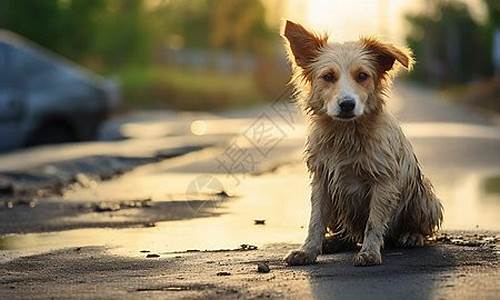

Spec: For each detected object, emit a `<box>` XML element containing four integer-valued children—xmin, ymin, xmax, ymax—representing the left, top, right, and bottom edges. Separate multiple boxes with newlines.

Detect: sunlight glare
<box><xmin>276</xmin><ymin>0</ymin><xmax>486</xmax><ymax>44</ymax></box>
<box><xmin>190</xmin><ymin>120</ymin><xmax>208</xmax><ymax>136</ymax></box>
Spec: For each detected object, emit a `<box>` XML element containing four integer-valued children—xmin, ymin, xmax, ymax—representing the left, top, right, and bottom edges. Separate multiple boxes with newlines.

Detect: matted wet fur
<box><xmin>282</xmin><ymin>21</ymin><xmax>443</xmax><ymax>266</ymax></box>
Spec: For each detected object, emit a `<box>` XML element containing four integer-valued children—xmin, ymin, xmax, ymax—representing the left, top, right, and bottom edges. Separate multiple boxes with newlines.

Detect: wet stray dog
<box><xmin>282</xmin><ymin>21</ymin><xmax>443</xmax><ymax>266</ymax></box>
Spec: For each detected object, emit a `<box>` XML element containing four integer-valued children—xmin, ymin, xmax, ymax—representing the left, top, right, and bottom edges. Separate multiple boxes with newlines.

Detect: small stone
<box><xmin>94</xmin><ymin>202</ymin><xmax>121</xmax><ymax>212</ymax></box>
<box><xmin>140</xmin><ymin>250</ymin><xmax>150</xmax><ymax>253</ymax></box>
<box><xmin>216</xmin><ymin>190</ymin><xmax>231</xmax><ymax>198</ymax></box>
<box><xmin>146</xmin><ymin>254</ymin><xmax>160</xmax><ymax>258</ymax></box>
<box><xmin>216</xmin><ymin>271</ymin><xmax>231</xmax><ymax>276</ymax></box>
<box><xmin>257</xmin><ymin>262</ymin><xmax>270</xmax><ymax>273</ymax></box>
<box><xmin>483</xmin><ymin>237</ymin><xmax>495</xmax><ymax>243</ymax></box>
<box><xmin>240</xmin><ymin>244</ymin><xmax>258</xmax><ymax>251</ymax></box>
<box><xmin>140</xmin><ymin>199</ymin><xmax>153</xmax><ymax>207</ymax></box>
<box><xmin>463</xmin><ymin>240</ymin><xmax>482</xmax><ymax>247</ymax></box>
<box><xmin>254</xmin><ymin>219</ymin><xmax>266</xmax><ymax>225</ymax></box>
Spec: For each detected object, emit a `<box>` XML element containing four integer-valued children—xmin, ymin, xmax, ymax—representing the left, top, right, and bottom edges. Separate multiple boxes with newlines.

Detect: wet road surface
<box><xmin>0</xmin><ymin>83</ymin><xmax>499</xmax><ymax>299</ymax></box>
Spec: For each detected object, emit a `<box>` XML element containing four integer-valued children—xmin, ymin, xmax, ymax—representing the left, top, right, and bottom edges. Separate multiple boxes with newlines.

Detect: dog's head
<box><xmin>283</xmin><ymin>20</ymin><xmax>413</xmax><ymax>121</ymax></box>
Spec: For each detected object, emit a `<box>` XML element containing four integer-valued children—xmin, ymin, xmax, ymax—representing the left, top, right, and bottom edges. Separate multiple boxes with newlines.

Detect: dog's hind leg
<box><xmin>284</xmin><ymin>173</ymin><xmax>331</xmax><ymax>266</ymax></box>
<box><xmin>393</xmin><ymin>177</ymin><xmax>443</xmax><ymax>248</ymax></box>
<box><xmin>397</xmin><ymin>232</ymin><xmax>425</xmax><ymax>247</ymax></box>
<box><xmin>353</xmin><ymin>183</ymin><xmax>399</xmax><ymax>266</ymax></box>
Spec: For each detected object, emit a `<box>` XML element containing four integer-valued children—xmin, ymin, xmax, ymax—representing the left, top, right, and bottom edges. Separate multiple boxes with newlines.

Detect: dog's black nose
<box><xmin>339</xmin><ymin>98</ymin><xmax>355</xmax><ymax>113</ymax></box>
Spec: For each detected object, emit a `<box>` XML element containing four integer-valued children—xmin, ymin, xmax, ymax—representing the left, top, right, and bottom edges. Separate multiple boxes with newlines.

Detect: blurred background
<box><xmin>0</xmin><ymin>0</ymin><xmax>498</xmax><ymax>116</ymax></box>
<box><xmin>0</xmin><ymin>2</ymin><xmax>500</xmax><ymax>292</ymax></box>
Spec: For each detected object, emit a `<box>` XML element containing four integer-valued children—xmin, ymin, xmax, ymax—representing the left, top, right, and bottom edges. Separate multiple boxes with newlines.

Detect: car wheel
<box><xmin>25</xmin><ymin>122</ymin><xmax>77</xmax><ymax>147</ymax></box>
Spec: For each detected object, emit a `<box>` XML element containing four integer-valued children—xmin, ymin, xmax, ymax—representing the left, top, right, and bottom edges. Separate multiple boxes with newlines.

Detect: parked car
<box><xmin>0</xmin><ymin>30</ymin><xmax>119</xmax><ymax>152</ymax></box>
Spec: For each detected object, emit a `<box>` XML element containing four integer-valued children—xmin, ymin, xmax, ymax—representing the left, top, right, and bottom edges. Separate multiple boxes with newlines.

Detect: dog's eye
<box><xmin>322</xmin><ymin>73</ymin><xmax>336</xmax><ymax>82</ymax></box>
<box><xmin>357</xmin><ymin>72</ymin><xmax>369</xmax><ymax>82</ymax></box>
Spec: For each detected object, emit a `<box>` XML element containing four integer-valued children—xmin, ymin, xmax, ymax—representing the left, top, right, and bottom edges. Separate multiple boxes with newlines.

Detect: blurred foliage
<box><xmin>0</xmin><ymin>0</ymin><xmax>286</xmax><ymax>110</ymax></box>
<box><xmin>118</xmin><ymin>66</ymin><xmax>264</xmax><ymax>110</ymax></box>
<box><xmin>484</xmin><ymin>0</ymin><xmax>500</xmax><ymax>28</ymax></box>
<box><xmin>152</xmin><ymin>0</ymin><xmax>274</xmax><ymax>54</ymax></box>
<box><xmin>483</xmin><ymin>175</ymin><xmax>500</xmax><ymax>195</ymax></box>
<box><xmin>0</xmin><ymin>0</ymin><xmax>276</xmax><ymax>70</ymax></box>
<box><xmin>405</xmin><ymin>0</ymin><xmax>499</xmax><ymax>85</ymax></box>
<box><xmin>0</xmin><ymin>0</ymin><xmax>152</xmax><ymax>70</ymax></box>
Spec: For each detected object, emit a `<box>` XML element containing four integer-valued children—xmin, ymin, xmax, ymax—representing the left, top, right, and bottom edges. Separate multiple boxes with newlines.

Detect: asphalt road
<box><xmin>0</xmin><ymin>83</ymin><xmax>499</xmax><ymax>299</ymax></box>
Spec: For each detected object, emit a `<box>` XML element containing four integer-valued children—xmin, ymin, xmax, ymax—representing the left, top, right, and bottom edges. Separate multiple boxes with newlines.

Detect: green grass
<box><xmin>115</xmin><ymin>67</ymin><xmax>264</xmax><ymax>111</ymax></box>
<box><xmin>483</xmin><ymin>176</ymin><xmax>500</xmax><ymax>195</ymax></box>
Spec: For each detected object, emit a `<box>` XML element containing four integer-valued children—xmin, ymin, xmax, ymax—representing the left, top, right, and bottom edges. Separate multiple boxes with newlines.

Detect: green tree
<box><xmin>90</xmin><ymin>0</ymin><xmax>152</xmax><ymax>69</ymax></box>
<box><xmin>405</xmin><ymin>0</ymin><xmax>492</xmax><ymax>84</ymax></box>
<box><xmin>0</xmin><ymin>0</ymin><xmax>151</xmax><ymax>72</ymax></box>
<box><xmin>484</xmin><ymin>0</ymin><xmax>500</xmax><ymax>28</ymax></box>
<box><xmin>151</xmin><ymin>0</ymin><xmax>274</xmax><ymax>54</ymax></box>
<box><xmin>0</xmin><ymin>0</ymin><xmax>68</xmax><ymax>51</ymax></box>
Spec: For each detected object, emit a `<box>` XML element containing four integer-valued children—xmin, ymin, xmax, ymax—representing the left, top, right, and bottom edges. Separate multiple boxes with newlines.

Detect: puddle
<box><xmin>1</xmin><ymin>150</ymin><xmax>499</xmax><ymax>261</ymax></box>
<box><xmin>0</xmin><ymin>167</ymin><xmax>309</xmax><ymax>259</ymax></box>
<box><xmin>438</xmin><ymin>171</ymin><xmax>500</xmax><ymax>231</ymax></box>
<box><xmin>0</xmin><ymin>213</ymin><xmax>305</xmax><ymax>257</ymax></box>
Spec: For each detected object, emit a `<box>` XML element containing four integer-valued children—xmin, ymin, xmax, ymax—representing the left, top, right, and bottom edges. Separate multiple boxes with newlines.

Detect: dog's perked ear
<box><xmin>283</xmin><ymin>20</ymin><xmax>326</xmax><ymax>69</ymax></box>
<box><xmin>361</xmin><ymin>37</ymin><xmax>414</xmax><ymax>75</ymax></box>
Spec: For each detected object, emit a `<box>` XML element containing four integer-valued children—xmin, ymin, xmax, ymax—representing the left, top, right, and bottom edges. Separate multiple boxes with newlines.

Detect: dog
<box><xmin>282</xmin><ymin>20</ymin><xmax>443</xmax><ymax>266</ymax></box>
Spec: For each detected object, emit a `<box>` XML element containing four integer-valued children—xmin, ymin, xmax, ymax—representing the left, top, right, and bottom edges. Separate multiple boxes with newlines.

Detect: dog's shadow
<box><xmin>305</xmin><ymin>237</ymin><xmax>469</xmax><ymax>299</ymax></box>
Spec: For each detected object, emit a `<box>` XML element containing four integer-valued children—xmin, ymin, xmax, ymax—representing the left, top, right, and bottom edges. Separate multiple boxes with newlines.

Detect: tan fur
<box><xmin>282</xmin><ymin>21</ymin><xmax>443</xmax><ymax>266</ymax></box>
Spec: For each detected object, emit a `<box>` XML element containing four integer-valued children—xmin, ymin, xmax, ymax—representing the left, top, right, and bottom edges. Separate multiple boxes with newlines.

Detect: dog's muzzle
<box><xmin>337</xmin><ymin>97</ymin><xmax>356</xmax><ymax>119</ymax></box>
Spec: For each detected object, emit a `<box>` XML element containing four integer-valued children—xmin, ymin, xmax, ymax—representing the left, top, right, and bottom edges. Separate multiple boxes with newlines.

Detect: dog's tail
<box><xmin>419</xmin><ymin>176</ymin><xmax>443</xmax><ymax>234</ymax></box>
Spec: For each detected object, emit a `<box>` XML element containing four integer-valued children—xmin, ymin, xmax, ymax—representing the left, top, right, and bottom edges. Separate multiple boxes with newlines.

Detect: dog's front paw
<box><xmin>353</xmin><ymin>250</ymin><xmax>382</xmax><ymax>267</ymax></box>
<box><xmin>284</xmin><ymin>249</ymin><xmax>317</xmax><ymax>266</ymax></box>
